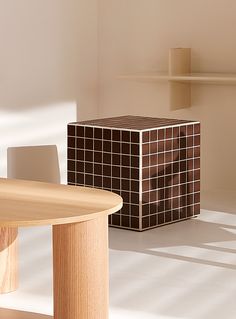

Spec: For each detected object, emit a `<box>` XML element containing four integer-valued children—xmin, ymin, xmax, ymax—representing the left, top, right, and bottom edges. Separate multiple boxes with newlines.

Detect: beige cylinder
<box><xmin>0</xmin><ymin>227</ymin><xmax>18</xmax><ymax>294</ymax></box>
<box><xmin>53</xmin><ymin>216</ymin><xmax>109</xmax><ymax>319</ymax></box>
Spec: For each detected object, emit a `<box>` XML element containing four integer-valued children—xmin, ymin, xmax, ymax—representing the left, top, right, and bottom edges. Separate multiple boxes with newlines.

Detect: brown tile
<box><xmin>194</xmin><ymin>158</ymin><xmax>200</xmax><ymax>169</ymax></box>
<box><xmin>142</xmin><ymin>204</ymin><xmax>149</xmax><ymax>216</ymax></box>
<box><xmin>85</xmin><ymin>139</ymin><xmax>93</xmax><ymax>150</ymax></box>
<box><xmin>122</xmin><ymin>130</ymin><xmax>130</xmax><ymax>142</ymax></box>
<box><xmin>142</xmin><ymin>180</ymin><xmax>149</xmax><ymax>192</ymax></box>
<box><xmin>122</xmin><ymin>167</ymin><xmax>130</xmax><ymax>178</ymax></box>
<box><xmin>103</xmin><ymin>165</ymin><xmax>111</xmax><ymax>176</ymax></box>
<box><xmin>68</xmin><ymin>171</ymin><xmax>76</xmax><ymax>183</ymax></box>
<box><xmin>85</xmin><ymin>151</ymin><xmax>93</xmax><ymax>162</ymax></box>
<box><xmin>158</xmin><ymin>129</ymin><xmax>164</xmax><ymax>140</ymax></box>
<box><xmin>165</xmin><ymin>211</ymin><xmax>172</xmax><ymax>223</ymax></box>
<box><xmin>85</xmin><ymin>174</ymin><xmax>93</xmax><ymax>185</ymax></box>
<box><xmin>194</xmin><ymin>146</ymin><xmax>200</xmax><ymax>157</ymax></box>
<box><xmin>187</xmin><ymin>124</ymin><xmax>193</xmax><ymax>135</ymax></box>
<box><xmin>158</xmin><ymin>141</ymin><xmax>164</xmax><ymax>152</ymax></box>
<box><xmin>131</xmin><ymin>144</ymin><xmax>139</xmax><ymax>155</ymax></box>
<box><xmin>103</xmin><ymin>141</ymin><xmax>112</xmax><ymax>152</ymax></box>
<box><xmin>68</xmin><ymin>125</ymin><xmax>75</xmax><ymax>136</ymax></box>
<box><xmin>166</xmin><ymin>128</ymin><xmax>172</xmax><ymax>139</ymax></box>
<box><xmin>122</xmin><ymin>203</ymin><xmax>130</xmax><ymax>215</ymax></box>
<box><xmin>76</xmin><ymin>161</ymin><xmax>84</xmax><ymax>173</ymax></box>
<box><xmin>150</xmin><ymin>214</ymin><xmax>157</xmax><ymax>227</ymax></box>
<box><xmin>194</xmin><ymin>181</ymin><xmax>200</xmax><ymax>192</ymax></box>
<box><xmin>131</xmin><ymin>192</ymin><xmax>139</xmax><ymax>204</ymax></box>
<box><xmin>173</xmin><ymin>127</ymin><xmax>179</xmax><ymax>138</ymax></box>
<box><xmin>68</xmin><ymin>137</ymin><xmax>76</xmax><ymax>148</ymax></box>
<box><xmin>173</xmin><ymin>210</ymin><xmax>179</xmax><ymax>221</ymax></box>
<box><xmin>77</xmin><ymin>150</ymin><xmax>84</xmax><ymax>161</ymax></box>
<box><xmin>194</xmin><ymin>123</ymin><xmax>200</xmax><ymax>134</ymax></box>
<box><xmin>131</xmin><ymin>204</ymin><xmax>140</xmax><ymax>217</ymax></box>
<box><xmin>131</xmin><ymin>156</ymin><xmax>139</xmax><ymax>168</ymax></box>
<box><xmin>76</xmin><ymin>173</ymin><xmax>84</xmax><ymax>184</ymax></box>
<box><xmin>94</xmin><ymin>175</ymin><xmax>102</xmax><ymax>187</ymax></box>
<box><xmin>131</xmin><ymin>169</ymin><xmax>139</xmax><ymax>180</ymax></box>
<box><xmin>77</xmin><ymin>138</ymin><xmax>84</xmax><ymax>149</ymax></box>
<box><xmin>194</xmin><ymin>204</ymin><xmax>201</xmax><ymax>215</ymax></box>
<box><xmin>194</xmin><ymin>169</ymin><xmax>200</xmax><ymax>180</ymax></box>
<box><xmin>112</xmin><ymin>130</ymin><xmax>120</xmax><ymax>141</ymax></box>
<box><xmin>112</xmin><ymin>154</ymin><xmax>120</xmax><ymax>165</ymax></box>
<box><xmin>121</xmin><ymin>215</ymin><xmax>130</xmax><ymax>228</ymax></box>
<box><xmin>158</xmin><ymin>213</ymin><xmax>164</xmax><ymax>224</ymax></box>
<box><xmin>142</xmin><ymin>131</ymin><xmax>149</xmax><ymax>143</ymax></box>
<box><xmin>76</xmin><ymin>126</ymin><xmax>84</xmax><ymax>137</ymax></box>
<box><xmin>194</xmin><ymin>192</ymin><xmax>200</xmax><ymax>203</ymax></box>
<box><xmin>94</xmin><ymin>139</ymin><xmax>102</xmax><ymax>151</ymax></box>
<box><xmin>194</xmin><ymin>135</ymin><xmax>200</xmax><ymax>146</ymax></box>
<box><xmin>85</xmin><ymin>162</ymin><xmax>93</xmax><ymax>174</ymax></box>
<box><xmin>142</xmin><ymin>143</ymin><xmax>149</xmax><ymax>155</ymax></box>
<box><xmin>85</xmin><ymin>127</ymin><xmax>93</xmax><ymax>138</ymax></box>
<box><xmin>122</xmin><ymin>143</ymin><xmax>130</xmax><ymax>154</ymax></box>
<box><xmin>150</xmin><ymin>142</ymin><xmax>157</xmax><ymax>154</ymax></box>
<box><xmin>131</xmin><ymin>131</ymin><xmax>139</xmax><ymax>143</ymax></box>
<box><xmin>122</xmin><ymin>179</ymin><xmax>130</xmax><ymax>191</ymax></box>
<box><xmin>104</xmin><ymin>153</ymin><xmax>111</xmax><ymax>164</ymax></box>
<box><xmin>121</xmin><ymin>191</ymin><xmax>130</xmax><ymax>203</ymax></box>
<box><xmin>150</xmin><ymin>154</ymin><xmax>158</xmax><ymax>166</ymax></box>
<box><xmin>150</xmin><ymin>203</ymin><xmax>157</xmax><ymax>214</ymax></box>
<box><xmin>94</xmin><ymin>127</ymin><xmax>102</xmax><ymax>139</ymax></box>
<box><xmin>142</xmin><ymin>216</ymin><xmax>149</xmax><ymax>229</ymax></box>
<box><xmin>103</xmin><ymin>177</ymin><xmax>111</xmax><ymax>188</ymax></box>
<box><xmin>103</xmin><ymin>129</ymin><xmax>111</xmax><ymax>140</ymax></box>
<box><xmin>131</xmin><ymin>180</ymin><xmax>139</xmax><ymax>192</ymax></box>
<box><xmin>150</xmin><ymin>130</ymin><xmax>157</xmax><ymax>141</ymax></box>
<box><xmin>131</xmin><ymin>217</ymin><xmax>140</xmax><ymax>229</ymax></box>
<box><xmin>94</xmin><ymin>151</ymin><xmax>102</xmax><ymax>163</ymax></box>
<box><xmin>112</xmin><ymin>178</ymin><xmax>120</xmax><ymax>190</ymax></box>
<box><xmin>112</xmin><ymin>166</ymin><xmax>120</xmax><ymax>178</ymax></box>
<box><xmin>68</xmin><ymin>160</ymin><xmax>75</xmax><ymax>171</ymax></box>
<box><xmin>112</xmin><ymin>214</ymin><xmax>121</xmax><ymax>226</ymax></box>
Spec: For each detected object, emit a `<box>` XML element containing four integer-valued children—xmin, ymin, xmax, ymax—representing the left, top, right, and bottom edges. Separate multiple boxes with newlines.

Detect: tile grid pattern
<box><xmin>67</xmin><ymin>116</ymin><xmax>200</xmax><ymax>231</ymax></box>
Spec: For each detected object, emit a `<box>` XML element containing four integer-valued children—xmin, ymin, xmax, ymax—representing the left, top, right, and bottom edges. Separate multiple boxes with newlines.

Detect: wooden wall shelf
<box><xmin>119</xmin><ymin>48</ymin><xmax>236</xmax><ymax>110</ymax></box>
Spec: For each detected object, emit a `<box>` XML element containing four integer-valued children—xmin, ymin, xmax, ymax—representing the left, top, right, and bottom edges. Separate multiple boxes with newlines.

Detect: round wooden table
<box><xmin>0</xmin><ymin>178</ymin><xmax>122</xmax><ymax>319</ymax></box>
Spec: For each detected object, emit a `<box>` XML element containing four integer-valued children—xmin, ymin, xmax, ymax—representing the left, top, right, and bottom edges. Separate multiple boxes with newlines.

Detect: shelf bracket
<box><xmin>169</xmin><ymin>48</ymin><xmax>191</xmax><ymax>110</ymax></box>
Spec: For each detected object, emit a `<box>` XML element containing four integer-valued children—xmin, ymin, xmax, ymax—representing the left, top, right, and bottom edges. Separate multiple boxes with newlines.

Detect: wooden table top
<box><xmin>0</xmin><ymin>178</ymin><xmax>123</xmax><ymax>227</ymax></box>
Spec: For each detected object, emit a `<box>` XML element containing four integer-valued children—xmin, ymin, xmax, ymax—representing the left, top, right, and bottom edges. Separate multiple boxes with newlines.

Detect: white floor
<box><xmin>0</xmin><ymin>209</ymin><xmax>236</xmax><ymax>319</ymax></box>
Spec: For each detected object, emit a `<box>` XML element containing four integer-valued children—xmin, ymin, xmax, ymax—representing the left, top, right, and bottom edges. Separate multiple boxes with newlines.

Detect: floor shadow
<box><xmin>109</xmin><ymin>213</ymin><xmax>236</xmax><ymax>270</ymax></box>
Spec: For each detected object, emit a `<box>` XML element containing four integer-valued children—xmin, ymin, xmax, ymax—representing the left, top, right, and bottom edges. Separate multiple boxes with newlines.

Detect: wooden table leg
<box><xmin>0</xmin><ymin>227</ymin><xmax>18</xmax><ymax>294</ymax></box>
<box><xmin>53</xmin><ymin>216</ymin><xmax>109</xmax><ymax>319</ymax></box>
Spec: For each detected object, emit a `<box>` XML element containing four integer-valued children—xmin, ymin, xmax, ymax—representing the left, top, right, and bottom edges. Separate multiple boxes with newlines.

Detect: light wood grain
<box><xmin>0</xmin><ymin>178</ymin><xmax>122</xmax><ymax>227</ymax></box>
<box><xmin>0</xmin><ymin>308</ymin><xmax>51</xmax><ymax>319</ymax></box>
<box><xmin>0</xmin><ymin>227</ymin><xmax>18</xmax><ymax>293</ymax></box>
<box><xmin>53</xmin><ymin>216</ymin><xmax>108</xmax><ymax>319</ymax></box>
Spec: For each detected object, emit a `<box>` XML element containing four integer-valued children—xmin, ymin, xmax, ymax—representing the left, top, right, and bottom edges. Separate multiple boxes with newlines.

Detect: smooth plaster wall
<box><xmin>98</xmin><ymin>0</ymin><xmax>236</xmax><ymax>192</ymax></box>
<box><xmin>0</xmin><ymin>0</ymin><xmax>98</xmax><ymax>180</ymax></box>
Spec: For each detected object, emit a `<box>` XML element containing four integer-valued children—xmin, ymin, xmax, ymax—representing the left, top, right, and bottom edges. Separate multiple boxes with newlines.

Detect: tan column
<box><xmin>53</xmin><ymin>216</ymin><xmax>109</xmax><ymax>319</ymax></box>
<box><xmin>0</xmin><ymin>227</ymin><xmax>18</xmax><ymax>294</ymax></box>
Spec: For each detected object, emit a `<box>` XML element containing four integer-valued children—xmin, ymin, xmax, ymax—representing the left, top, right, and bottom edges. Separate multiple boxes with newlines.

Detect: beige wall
<box><xmin>0</xmin><ymin>0</ymin><xmax>98</xmax><ymax>120</ymax></box>
<box><xmin>98</xmin><ymin>0</ymin><xmax>236</xmax><ymax>192</ymax></box>
<box><xmin>0</xmin><ymin>0</ymin><xmax>99</xmax><ymax>180</ymax></box>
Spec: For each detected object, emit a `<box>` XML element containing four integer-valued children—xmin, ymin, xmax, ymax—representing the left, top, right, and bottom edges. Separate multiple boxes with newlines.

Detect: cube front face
<box><xmin>67</xmin><ymin>116</ymin><xmax>200</xmax><ymax>231</ymax></box>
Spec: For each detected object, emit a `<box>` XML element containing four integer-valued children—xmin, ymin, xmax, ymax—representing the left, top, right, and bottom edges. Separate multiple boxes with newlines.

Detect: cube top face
<box><xmin>68</xmin><ymin>116</ymin><xmax>200</xmax><ymax>231</ymax></box>
<box><xmin>69</xmin><ymin>115</ymin><xmax>196</xmax><ymax>131</ymax></box>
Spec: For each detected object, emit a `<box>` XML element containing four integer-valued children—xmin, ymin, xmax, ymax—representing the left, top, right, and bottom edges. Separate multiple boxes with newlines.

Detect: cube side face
<box><xmin>67</xmin><ymin>124</ymin><xmax>142</xmax><ymax>231</ymax></box>
<box><xmin>141</xmin><ymin>123</ymin><xmax>200</xmax><ymax>230</ymax></box>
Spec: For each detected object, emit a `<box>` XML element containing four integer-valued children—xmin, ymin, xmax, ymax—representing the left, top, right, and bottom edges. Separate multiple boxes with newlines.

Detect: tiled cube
<box><xmin>67</xmin><ymin>115</ymin><xmax>200</xmax><ymax>231</ymax></box>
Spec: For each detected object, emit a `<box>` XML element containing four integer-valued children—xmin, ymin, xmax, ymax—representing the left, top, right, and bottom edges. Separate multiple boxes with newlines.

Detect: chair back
<box><xmin>7</xmin><ymin>145</ymin><xmax>60</xmax><ymax>184</ymax></box>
